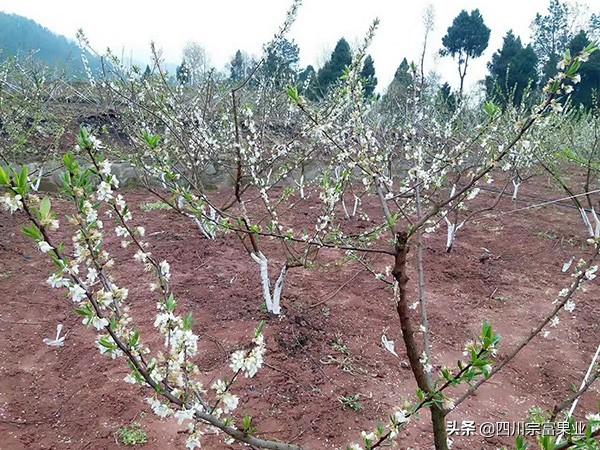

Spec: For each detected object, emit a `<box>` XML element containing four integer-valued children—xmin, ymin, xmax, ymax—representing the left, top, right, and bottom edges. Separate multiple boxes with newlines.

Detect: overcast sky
<box><xmin>1</xmin><ymin>0</ymin><xmax>598</xmax><ymax>92</ymax></box>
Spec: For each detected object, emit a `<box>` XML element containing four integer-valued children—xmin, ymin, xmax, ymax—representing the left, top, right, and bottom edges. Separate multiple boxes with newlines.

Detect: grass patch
<box><xmin>140</xmin><ymin>201</ymin><xmax>171</xmax><ymax>212</ymax></box>
<box><xmin>339</xmin><ymin>394</ymin><xmax>363</xmax><ymax>412</ymax></box>
<box><xmin>118</xmin><ymin>422</ymin><xmax>148</xmax><ymax>447</ymax></box>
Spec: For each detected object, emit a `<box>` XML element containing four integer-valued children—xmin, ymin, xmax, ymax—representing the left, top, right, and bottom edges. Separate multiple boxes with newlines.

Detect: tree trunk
<box><xmin>392</xmin><ymin>231</ymin><xmax>449</xmax><ymax>450</ymax></box>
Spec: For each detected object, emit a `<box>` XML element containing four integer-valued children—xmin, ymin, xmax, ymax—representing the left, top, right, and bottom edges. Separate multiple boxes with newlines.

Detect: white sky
<box><xmin>1</xmin><ymin>0</ymin><xmax>599</xmax><ymax>92</ymax></box>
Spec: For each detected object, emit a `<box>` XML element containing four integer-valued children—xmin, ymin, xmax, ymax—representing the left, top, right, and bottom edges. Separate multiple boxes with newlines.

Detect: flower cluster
<box><xmin>0</xmin><ymin>130</ymin><xmax>273</xmax><ymax>450</ymax></box>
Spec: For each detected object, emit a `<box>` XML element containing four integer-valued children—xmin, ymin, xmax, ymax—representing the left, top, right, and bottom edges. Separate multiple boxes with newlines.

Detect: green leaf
<box><xmin>0</xmin><ymin>166</ymin><xmax>9</xmax><ymax>186</ymax></box>
<box><xmin>142</xmin><ymin>132</ymin><xmax>161</xmax><ymax>150</ymax></box>
<box><xmin>286</xmin><ymin>85</ymin><xmax>300</xmax><ymax>104</ymax></box>
<box><xmin>98</xmin><ymin>336</ymin><xmax>117</xmax><ymax>350</ymax></box>
<box><xmin>242</xmin><ymin>415</ymin><xmax>256</xmax><ymax>435</ymax></box>
<box><xmin>15</xmin><ymin>166</ymin><xmax>30</xmax><ymax>196</ymax></box>
<box><xmin>22</xmin><ymin>224</ymin><xmax>42</xmax><ymax>241</ymax></box>
<box><xmin>77</xmin><ymin>128</ymin><xmax>92</xmax><ymax>150</ymax></box>
<box><xmin>165</xmin><ymin>294</ymin><xmax>177</xmax><ymax>313</ymax></box>
<box><xmin>63</xmin><ymin>153</ymin><xmax>75</xmax><ymax>171</ymax></box>
<box><xmin>129</xmin><ymin>330</ymin><xmax>140</xmax><ymax>348</ymax></box>
<box><xmin>75</xmin><ymin>304</ymin><xmax>94</xmax><ymax>318</ymax></box>
<box><xmin>255</xmin><ymin>320</ymin><xmax>266</xmax><ymax>338</ymax></box>
<box><xmin>483</xmin><ymin>101</ymin><xmax>500</xmax><ymax>119</ymax></box>
<box><xmin>183</xmin><ymin>313</ymin><xmax>193</xmax><ymax>331</ymax></box>
<box><xmin>539</xmin><ymin>435</ymin><xmax>555</xmax><ymax>450</ymax></box>
<box><xmin>39</xmin><ymin>197</ymin><xmax>51</xmax><ymax>220</ymax></box>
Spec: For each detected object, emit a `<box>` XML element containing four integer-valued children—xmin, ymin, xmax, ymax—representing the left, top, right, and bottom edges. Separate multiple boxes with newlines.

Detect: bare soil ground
<box><xmin>0</xmin><ymin>176</ymin><xmax>599</xmax><ymax>450</ymax></box>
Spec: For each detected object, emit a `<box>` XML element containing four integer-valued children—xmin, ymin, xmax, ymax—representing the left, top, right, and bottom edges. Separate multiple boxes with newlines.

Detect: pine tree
<box><xmin>381</xmin><ymin>58</ymin><xmax>414</xmax><ymax>117</ymax></box>
<box><xmin>485</xmin><ymin>31</ymin><xmax>538</xmax><ymax>107</ymax></box>
<box><xmin>142</xmin><ymin>65</ymin><xmax>151</xmax><ymax>80</ymax></box>
<box><xmin>264</xmin><ymin>38</ymin><xmax>300</xmax><ymax>87</ymax></box>
<box><xmin>298</xmin><ymin>65</ymin><xmax>316</xmax><ymax>93</ymax></box>
<box><xmin>313</xmin><ymin>38</ymin><xmax>352</xmax><ymax>98</ymax></box>
<box><xmin>567</xmin><ymin>31</ymin><xmax>600</xmax><ymax>109</ymax></box>
<box><xmin>531</xmin><ymin>0</ymin><xmax>572</xmax><ymax>84</ymax></box>
<box><xmin>393</xmin><ymin>58</ymin><xmax>413</xmax><ymax>90</ymax></box>
<box><xmin>437</xmin><ymin>82</ymin><xmax>457</xmax><ymax>113</ymax></box>
<box><xmin>441</xmin><ymin>9</ymin><xmax>490</xmax><ymax>98</ymax></box>
<box><xmin>176</xmin><ymin>60</ymin><xmax>190</xmax><ymax>85</ymax></box>
<box><xmin>230</xmin><ymin>50</ymin><xmax>249</xmax><ymax>82</ymax></box>
<box><xmin>360</xmin><ymin>55</ymin><xmax>377</xmax><ymax>98</ymax></box>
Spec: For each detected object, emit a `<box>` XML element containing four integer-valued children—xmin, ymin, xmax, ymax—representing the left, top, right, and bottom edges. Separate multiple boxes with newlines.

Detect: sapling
<box><xmin>0</xmin><ymin>56</ymin><xmax>66</xmax><ymax>176</ymax></box>
<box><xmin>286</xmin><ymin>41</ymin><xmax>600</xmax><ymax>450</ymax></box>
<box><xmin>535</xmin><ymin>106</ymin><xmax>600</xmax><ymax>238</ymax></box>
<box><xmin>77</xmin><ymin>0</ymin><xmax>329</xmax><ymax>316</ymax></box>
<box><xmin>0</xmin><ymin>130</ymin><xmax>302</xmax><ymax>450</ymax></box>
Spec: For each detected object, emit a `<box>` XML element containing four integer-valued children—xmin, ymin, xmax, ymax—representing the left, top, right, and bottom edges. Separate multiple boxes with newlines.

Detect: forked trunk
<box><xmin>251</xmin><ymin>251</ymin><xmax>287</xmax><ymax>315</ymax></box>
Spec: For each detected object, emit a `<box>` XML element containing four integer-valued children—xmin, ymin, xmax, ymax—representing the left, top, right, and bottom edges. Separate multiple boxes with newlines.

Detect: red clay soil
<box><xmin>0</xmin><ymin>175</ymin><xmax>599</xmax><ymax>450</ymax></box>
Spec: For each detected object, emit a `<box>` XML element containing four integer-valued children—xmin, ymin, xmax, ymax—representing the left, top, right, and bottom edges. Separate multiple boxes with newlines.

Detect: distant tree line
<box><xmin>2</xmin><ymin>0</ymin><xmax>600</xmax><ymax>109</ymax></box>
<box><xmin>213</xmin><ymin>0</ymin><xmax>599</xmax><ymax>110</ymax></box>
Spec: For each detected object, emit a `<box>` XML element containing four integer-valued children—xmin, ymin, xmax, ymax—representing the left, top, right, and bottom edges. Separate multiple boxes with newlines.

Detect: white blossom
<box><xmin>420</xmin><ymin>351</ymin><xmax>433</xmax><ymax>373</ymax></box>
<box><xmin>229</xmin><ymin>350</ymin><xmax>246</xmax><ymax>372</ymax></box>
<box><xmin>394</xmin><ymin>409</ymin><xmax>409</xmax><ymax>424</ymax></box>
<box><xmin>159</xmin><ymin>260</ymin><xmax>171</xmax><ymax>281</ymax></box>
<box><xmin>0</xmin><ymin>193</ymin><xmax>22</xmax><ymax>213</ymax></box>
<box><xmin>99</xmin><ymin>159</ymin><xmax>112</xmax><ymax>176</ymax></box>
<box><xmin>134</xmin><ymin>249</ymin><xmax>150</xmax><ymax>263</ymax></box>
<box><xmin>212</xmin><ymin>379</ymin><xmax>227</xmax><ymax>395</ymax></box>
<box><xmin>146</xmin><ymin>397</ymin><xmax>173</xmax><ymax>418</ymax></box>
<box><xmin>174</xmin><ymin>408</ymin><xmax>195</xmax><ymax>425</ymax></box>
<box><xmin>221</xmin><ymin>392</ymin><xmax>239</xmax><ymax>413</ymax></box>
<box><xmin>466</xmin><ymin>188</ymin><xmax>480</xmax><ymax>200</ymax></box>
<box><xmin>564</xmin><ymin>300</ymin><xmax>576</xmax><ymax>313</ymax></box>
<box><xmin>97</xmin><ymin>181</ymin><xmax>113</xmax><ymax>201</ymax></box>
<box><xmin>84</xmin><ymin>315</ymin><xmax>109</xmax><ymax>330</ymax></box>
<box><xmin>586</xmin><ymin>413</ymin><xmax>600</xmax><ymax>432</ymax></box>
<box><xmin>47</xmin><ymin>273</ymin><xmax>69</xmax><ymax>288</ymax></box>
<box><xmin>38</xmin><ymin>241</ymin><xmax>53</xmax><ymax>253</ymax></box>
<box><xmin>585</xmin><ymin>265</ymin><xmax>598</xmax><ymax>281</ymax></box>
<box><xmin>69</xmin><ymin>284</ymin><xmax>87</xmax><ymax>303</ymax></box>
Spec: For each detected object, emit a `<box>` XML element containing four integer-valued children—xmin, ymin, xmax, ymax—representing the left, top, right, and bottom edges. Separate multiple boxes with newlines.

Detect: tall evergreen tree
<box><xmin>312</xmin><ymin>38</ymin><xmax>352</xmax><ymax>99</ymax></box>
<box><xmin>567</xmin><ymin>31</ymin><xmax>600</xmax><ymax>109</ymax></box>
<box><xmin>381</xmin><ymin>58</ymin><xmax>414</xmax><ymax>116</ymax></box>
<box><xmin>360</xmin><ymin>55</ymin><xmax>377</xmax><ymax>98</ymax></box>
<box><xmin>176</xmin><ymin>60</ymin><xmax>190</xmax><ymax>85</ymax></box>
<box><xmin>229</xmin><ymin>50</ymin><xmax>251</xmax><ymax>82</ymax></box>
<box><xmin>298</xmin><ymin>65</ymin><xmax>316</xmax><ymax>94</ymax></box>
<box><xmin>440</xmin><ymin>9</ymin><xmax>490</xmax><ymax>98</ymax></box>
<box><xmin>437</xmin><ymin>82</ymin><xmax>457</xmax><ymax>113</ymax></box>
<box><xmin>142</xmin><ymin>64</ymin><xmax>152</xmax><ymax>80</ymax></box>
<box><xmin>485</xmin><ymin>31</ymin><xmax>538</xmax><ymax>107</ymax></box>
<box><xmin>531</xmin><ymin>0</ymin><xmax>572</xmax><ymax>84</ymax></box>
<box><xmin>264</xmin><ymin>38</ymin><xmax>300</xmax><ymax>87</ymax></box>
<box><xmin>393</xmin><ymin>58</ymin><xmax>413</xmax><ymax>90</ymax></box>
